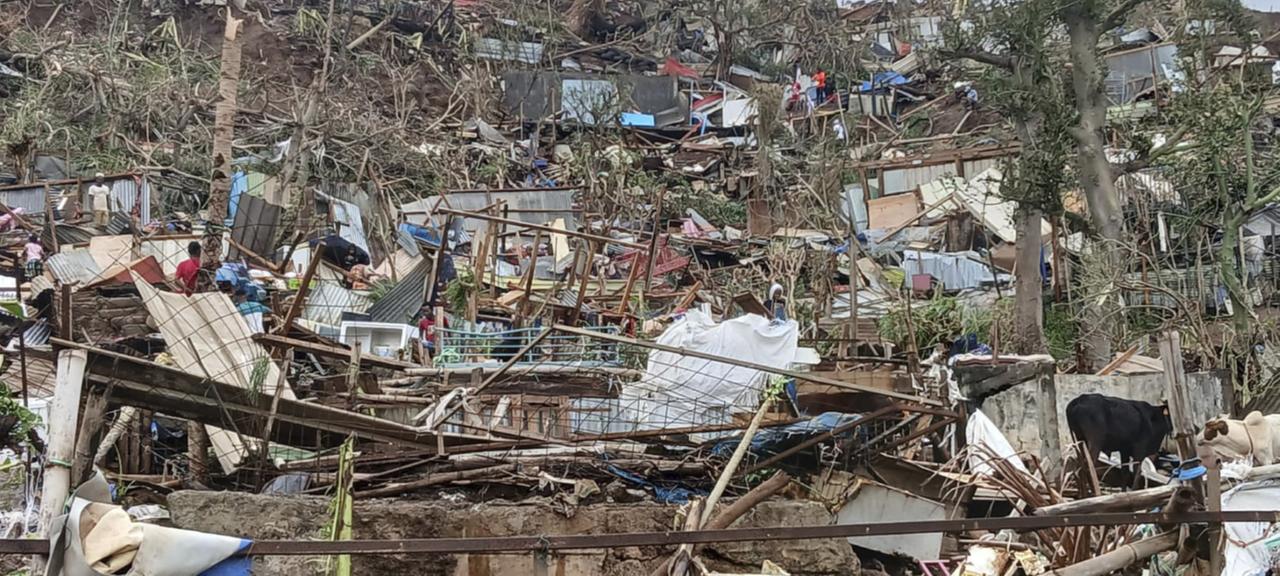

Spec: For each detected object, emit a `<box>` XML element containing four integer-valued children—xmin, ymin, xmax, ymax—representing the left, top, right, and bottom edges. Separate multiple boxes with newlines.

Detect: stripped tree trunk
<box><xmin>204</xmin><ymin>10</ymin><xmax>243</xmax><ymax>274</ymax></box>
<box><xmin>1063</xmin><ymin>5</ymin><xmax>1124</xmax><ymax>370</ymax></box>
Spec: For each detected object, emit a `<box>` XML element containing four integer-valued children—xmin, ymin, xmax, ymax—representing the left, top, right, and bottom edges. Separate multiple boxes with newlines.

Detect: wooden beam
<box><xmin>1046</xmin><ymin>532</ymin><xmax>1177</xmax><ymax>576</ymax></box>
<box><xmin>226</xmin><ymin>236</ymin><xmax>281</xmax><ymax>271</ymax></box>
<box><xmin>436</xmin><ymin>207</ymin><xmax>647</xmax><ymax>250</ymax></box>
<box><xmin>1095</xmin><ymin>343</ymin><xmax>1139</xmax><ymax>376</ymax></box>
<box><xmin>254</xmin><ymin>334</ymin><xmax>417</xmax><ymax>370</ymax></box>
<box><xmin>428</xmin><ymin>329</ymin><xmax>554</xmax><ymax>431</ymax></box>
<box><xmin>279</xmin><ymin>241</ymin><xmax>324</xmax><ymax>332</ymax></box>
<box><xmin>1031</xmin><ymin>485</ymin><xmax>1179</xmax><ymax>516</ymax></box>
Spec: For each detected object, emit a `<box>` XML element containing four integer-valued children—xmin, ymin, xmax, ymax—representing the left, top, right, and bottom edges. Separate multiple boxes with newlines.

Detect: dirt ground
<box><xmin>167</xmin><ymin>490</ymin><xmax>862</xmax><ymax>576</ymax></box>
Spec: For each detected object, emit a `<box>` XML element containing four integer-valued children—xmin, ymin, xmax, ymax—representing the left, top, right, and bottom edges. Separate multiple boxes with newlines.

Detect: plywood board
<box><xmin>867</xmin><ymin>192</ymin><xmax>922</xmax><ymax>230</ymax></box>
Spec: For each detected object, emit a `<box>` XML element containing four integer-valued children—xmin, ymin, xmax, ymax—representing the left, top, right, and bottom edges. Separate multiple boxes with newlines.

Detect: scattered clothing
<box><xmin>0</xmin><ymin>207</ymin><xmax>23</xmax><ymax>232</ymax></box>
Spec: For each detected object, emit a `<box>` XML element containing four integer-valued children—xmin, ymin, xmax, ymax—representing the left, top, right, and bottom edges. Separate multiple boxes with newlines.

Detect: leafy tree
<box><xmin>945</xmin><ymin>0</ymin><xmax>1071</xmax><ymax>354</ymax></box>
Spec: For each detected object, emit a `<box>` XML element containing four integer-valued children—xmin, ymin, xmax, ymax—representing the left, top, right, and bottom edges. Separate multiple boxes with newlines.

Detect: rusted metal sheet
<box><xmin>228</xmin><ymin>193</ymin><xmax>284</xmax><ymax>263</ymax></box>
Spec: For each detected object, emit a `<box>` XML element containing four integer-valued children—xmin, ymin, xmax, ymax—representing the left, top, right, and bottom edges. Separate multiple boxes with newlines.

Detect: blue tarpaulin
<box><xmin>225</xmin><ymin>170</ymin><xmax>248</xmax><ymax>227</ymax></box>
<box><xmin>620</xmin><ymin>112</ymin><xmax>656</xmax><ymax>127</ymax></box>
<box><xmin>857</xmin><ymin>72</ymin><xmax>909</xmax><ymax>93</ymax></box>
<box><xmin>400</xmin><ymin>222</ymin><xmax>443</xmax><ymax>248</ymax></box>
<box><xmin>711</xmin><ymin>412</ymin><xmax>866</xmax><ymax>458</ymax></box>
<box><xmin>607</xmin><ymin>465</ymin><xmax>704</xmax><ymax>504</ymax></box>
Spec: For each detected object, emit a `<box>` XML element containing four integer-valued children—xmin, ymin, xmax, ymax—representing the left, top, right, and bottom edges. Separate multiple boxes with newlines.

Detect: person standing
<box><xmin>88</xmin><ymin>173</ymin><xmax>111</xmax><ymax>228</ymax></box>
<box><xmin>813</xmin><ymin>69</ymin><xmax>828</xmax><ymax>105</ymax></box>
<box><xmin>23</xmin><ymin>235</ymin><xmax>44</xmax><ymax>280</ymax></box>
<box><xmin>175</xmin><ymin>241</ymin><xmax>201</xmax><ymax>295</ymax></box>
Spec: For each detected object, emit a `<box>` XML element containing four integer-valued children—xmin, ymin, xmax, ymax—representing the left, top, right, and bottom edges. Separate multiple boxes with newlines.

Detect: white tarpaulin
<box><xmin>134</xmin><ymin>275</ymin><xmax>293</xmax><ymax>472</ymax></box>
<box><xmin>1223</xmin><ymin>479</ymin><xmax>1280</xmax><ymax>576</ymax></box>
<box><xmin>966</xmin><ymin>409</ymin><xmax>1028</xmax><ymax>476</ymax></box>
<box><xmin>621</xmin><ymin>310</ymin><xmax>800</xmax><ymax>430</ymax></box>
<box><xmin>46</xmin><ymin>472</ymin><xmax>248</xmax><ymax>576</ymax></box>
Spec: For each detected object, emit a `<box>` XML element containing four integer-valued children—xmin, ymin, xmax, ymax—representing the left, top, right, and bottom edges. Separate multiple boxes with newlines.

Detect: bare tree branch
<box><xmin>1102</xmin><ymin>0</ymin><xmax>1147</xmax><ymax>33</ymax></box>
<box><xmin>939</xmin><ymin>48</ymin><xmax>1014</xmax><ymax>71</ymax></box>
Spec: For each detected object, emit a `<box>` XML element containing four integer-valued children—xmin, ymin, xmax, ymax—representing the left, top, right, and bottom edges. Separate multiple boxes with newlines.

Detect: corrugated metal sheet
<box><xmin>882</xmin><ymin>163</ymin><xmax>958</xmax><ymax>196</ymax></box>
<box><xmin>76</xmin><ymin>176</ymin><xmax>153</xmax><ymax>225</ymax></box>
<box><xmin>47</xmin><ymin>249</ymin><xmax>103</xmax><ymax>286</ymax></box>
<box><xmin>105</xmin><ymin>212</ymin><xmax>132</xmax><ymax>235</ymax></box>
<box><xmin>135</xmin><ymin>277</ymin><xmax>293</xmax><ymax>472</ymax></box>
<box><xmin>365</xmin><ymin>257</ymin><xmax>430</xmax><ymax>325</ymax></box>
<box><xmin>140</xmin><ymin>238</ymin><xmax>192</xmax><ymax>275</ymax></box>
<box><xmin>303</xmin><ymin>280</ymin><xmax>373</xmax><ymax>327</ymax></box>
<box><xmin>396</xmin><ymin>229</ymin><xmax>421</xmax><ymax>257</ymax></box>
<box><xmin>229</xmin><ymin>194</ymin><xmax>284</xmax><ymax>262</ymax></box>
<box><xmin>475</xmin><ymin>38</ymin><xmax>544</xmax><ymax>64</ymax></box>
<box><xmin>0</xmin><ymin>186</ymin><xmax>47</xmax><ymax>214</ymax></box>
<box><xmin>22</xmin><ymin>320</ymin><xmax>51</xmax><ymax>346</ymax></box>
<box><xmin>53</xmin><ymin>225</ymin><xmax>96</xmax><ymax>246</ymax></box>
<box><xmin>402</xmin><ymin>189</ymin><xmax>577</xmax><ymax>231</ymax></box>
<box><xmin>0</xmin><ymin>354</ymin><xmax>55</xmax><ymax>398</ymax></box>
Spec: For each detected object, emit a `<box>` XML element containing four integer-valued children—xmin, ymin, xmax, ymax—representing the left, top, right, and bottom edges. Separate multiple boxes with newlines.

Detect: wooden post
<box><xmin>425</xmin><ymin>215</ymin><xmax>453</xmax><ymax>301</ymax></box>
<box><xmin>569</xmin><ymin>240</ymin><xmax>597</xmax><ymax>326</ymax></box>
<box><xmin>1159</xmin><ymin>331</ymin><xmax>1197</xmax><ymax>461</ymax></box>
<box><xmin>71</xmin><ymin>392</ymin><xmax>107</xmax><ymax>487</ymax></box>
<box><xmin>40</xmin><ymin>349</ymin><xmax>87</xmax><ymax>537</ymax></box>
<box><xmin>517</xmin><ymin>230</ymin><xmax>544</xmax><ymax>319</ymax></box>
<box><xmin>280</xmin><ymin>242</ymin><xmax>325</xmax><ymax>333</ymax></box>
<box><xmin>44</xmin><ymin>183</ymin><xmax>58</xmax><ymax>253</ymax></box>
<box><xmin>1205</xmin><ymin>453</ymin><xmax>1223</xmax><ymax>576</ymax></box>
<box><xmin>643</xmin><ymin>191</ymin><xmax>664</xmax><ymax>295</ymax></box>
<box><xmin>188</xmin><ymin>421</ymin><xmax>210</xmax><ymax>485</ymax></box>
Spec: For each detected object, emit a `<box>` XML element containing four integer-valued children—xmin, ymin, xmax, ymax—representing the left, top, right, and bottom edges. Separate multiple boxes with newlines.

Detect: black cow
<box><xmin>1065</xmin><ymin>394</ymin><xmax>1171</xmax><ymax>491</ymax></box>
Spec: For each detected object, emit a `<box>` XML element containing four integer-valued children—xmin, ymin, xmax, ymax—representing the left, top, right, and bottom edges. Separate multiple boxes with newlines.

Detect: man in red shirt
<box><xmin>175</xmin><ymin>241</ymin><xmax>202</xmax><ymax>295</ymax></box>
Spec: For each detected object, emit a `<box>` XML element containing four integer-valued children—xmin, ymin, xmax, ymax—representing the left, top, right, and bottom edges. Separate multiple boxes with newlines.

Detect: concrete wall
<box><xmin>166</xmin><ymin>491</ymin><xmax>860</xmax><ymax>576</ymax></box>
<box><xmin>979</xmin><ymin>371</ymin><xmax>1226</xmax><ymax>461</ymax></box>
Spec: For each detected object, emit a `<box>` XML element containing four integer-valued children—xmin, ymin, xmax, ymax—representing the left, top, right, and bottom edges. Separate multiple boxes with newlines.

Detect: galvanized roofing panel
<box><xmin>47</xmin><ymin>249</ymin><xmax>104</xmax><ymax>286</ymax></box>
<box><xmin>365</xmin><ymin>257</ymin><xmax>430</xmax><ymax>325</ymax></box>
<box><xmin>303</xmin><ymin>280</ymin><xmax>373</xmax><ymax>327</ymax></box>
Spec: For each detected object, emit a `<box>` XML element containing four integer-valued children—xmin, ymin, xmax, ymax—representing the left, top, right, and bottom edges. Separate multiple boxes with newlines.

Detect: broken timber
<box><xmin>53</xmin><ymin>339</ymin><xmax>493</xmax><ymax>453</ymax></box>
<box><xmin>436</xmin><ymin>207</ymin><xmax>647</xmax><ymax>250</ymax></box>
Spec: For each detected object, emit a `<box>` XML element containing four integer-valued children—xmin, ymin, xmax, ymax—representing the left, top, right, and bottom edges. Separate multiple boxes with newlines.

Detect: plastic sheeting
<box><xmin>1222</xmin><ymin>479</ymin><xmax>1280</xmax><ymax>576</ymax></box>
<box><xmin>966</xmin><ymin>409</ymin><xmax>1028</xmax><ymax>476</ymax></box>
<box><xmin>903</xmin><ymin>250</ymin><xmax>1011</xmax><ymax>291</ymax></box>
<box><xmin>621</xmin><ymin>310</ymin><xmax>800</xmax><ymax>430</ymax></box>
<box><xmin>711</xmin><ymin>412</ymin><xmax>865</xmax><ymax>458</ymax></box>
<box><xmin>46</xmin><ymin>472</ymin><xmax>249</xmax><ymax>576</ymax></box>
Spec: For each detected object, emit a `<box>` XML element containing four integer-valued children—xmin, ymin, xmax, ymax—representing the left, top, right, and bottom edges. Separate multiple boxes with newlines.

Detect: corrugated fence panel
<box><xmin>229</xmin><ymin>194</ymin><xmax>284</xmax><ymax>262</ymax></box>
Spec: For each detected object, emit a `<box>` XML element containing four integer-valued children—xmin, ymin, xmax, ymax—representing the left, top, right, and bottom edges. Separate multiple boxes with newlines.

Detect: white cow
<box><xmin>1198</xmin><ymin>411</ymin><xmax>1280</xmax><ymax>465</ymax></box>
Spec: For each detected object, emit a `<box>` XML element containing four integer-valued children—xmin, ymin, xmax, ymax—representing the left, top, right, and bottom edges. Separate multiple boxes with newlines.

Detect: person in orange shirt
<box><xmin>813</xmin><ymin>69</ymin><xmax>828</xmax><ymax>104</ymax></box>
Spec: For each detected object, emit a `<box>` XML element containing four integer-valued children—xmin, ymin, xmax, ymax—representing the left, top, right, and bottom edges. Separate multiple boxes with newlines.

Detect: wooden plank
<box><xmin>254</xmin><ymin>334</ymin><xmax>417</xmax><ymax>370</ymax></box>
<box><xmin>733</xmin><ymin>292</ymin><xmax>770</xmax><ymax>316</ymax></box>
<box><xmin>1096</xmin><ymin>344</ymin><xmax>1140</xmax><ymax>376</ymax></box>
<box><xmin>55</xmin><ymin>338</ymin><xmax>489</xmax><ymax>451</ymax></box>
<box><xmin>867</xmin><ymin>192</ymin><xmax>923</xmax><ymax>230</ymax></box>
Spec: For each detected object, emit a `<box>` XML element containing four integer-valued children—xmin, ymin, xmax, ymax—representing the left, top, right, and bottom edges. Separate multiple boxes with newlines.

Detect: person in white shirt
<box><xmin>88</xmin><ymin>173</ymin><xmax>111</xmax><ymax>228</ymax></box>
